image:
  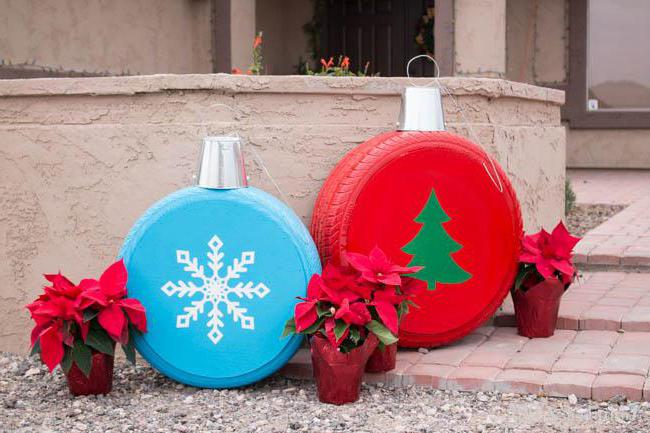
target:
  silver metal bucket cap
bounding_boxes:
[397,86,446,132]
[196,136,248,189]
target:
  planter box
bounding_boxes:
[0,74,565,352]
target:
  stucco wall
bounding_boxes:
[567,129,650,169]
[505,0,650,168]
[0,74,565,352]
[455,0,507,78]
[0,0,213,75]
[505,0,567,86]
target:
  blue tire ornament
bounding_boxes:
[119,137,320,388]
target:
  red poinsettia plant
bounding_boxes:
[514,221,581,292]
[26,259,147,376]
[282,247,426,352]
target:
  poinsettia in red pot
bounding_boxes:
[344,247,425,373]
[512,222,581,338]
[26,259,147,396]
[282,247,420,404]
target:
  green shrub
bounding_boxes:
[565,178,576,215]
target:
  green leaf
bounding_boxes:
[29,340,41,357]
[348,327,360,344]
[317,304,333,317]
[333,320,349,341]
[60,346,73,373]
[397,302,408,320]
[72,340,92,378]
[122,336,136,365]
[301,317,325,335]
[366,320,398,346]
[83,309,100,323]
[514,264,534,292]
[281,318,296,338]
[85,326,115,356]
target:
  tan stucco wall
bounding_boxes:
[231,0,257,72]
[567,129,650,169]
[0,0,213,75]
[0,74,565,352]
[455,0,507,77]
[506,0,567,85]
[505,0,650,169]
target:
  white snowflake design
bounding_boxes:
[161,235,271,345]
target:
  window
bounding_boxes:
[568,0,650,127]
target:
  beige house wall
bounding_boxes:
[505,0,567,86]
[455,0,507,78]
[567,129,650,169]
[0,0,213,75]
[231,0,257,72]
[0,74,565,352]
[505,0,650,168]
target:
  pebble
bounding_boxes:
[3,351,650,432]
[418,348,429,354]
[609,394,626,404]
[568,394,578,405]
[24,367,41,377]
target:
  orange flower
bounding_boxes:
[320,57,334,70]
[253,34,263,49]
[341,56,350,69]
[231,67,242,75]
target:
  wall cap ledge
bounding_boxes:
[0,74,565,105]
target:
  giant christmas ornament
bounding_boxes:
[120,136,320,387]
[312,82,522,348]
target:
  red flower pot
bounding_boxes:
[311,333,379,405]
[66,351,114,396]
[512,278,565,338]
[365,343,397,373]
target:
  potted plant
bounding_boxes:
[282,247,422,404]
[26,259,147,396]
[512,221,580,338]
[344,247,426,373]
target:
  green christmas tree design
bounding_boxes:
[402,188,471,290]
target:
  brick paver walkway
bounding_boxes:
[282,170,650,401]
[574,197,650,267]
[281,327,650,401]
[568,169,650,205]
[495,271,650,331]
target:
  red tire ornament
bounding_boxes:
[311,76,523,348]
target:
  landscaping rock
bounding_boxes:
[3,351,650,432]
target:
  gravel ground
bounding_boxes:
[566,204,626,238]
[3,352,650,433]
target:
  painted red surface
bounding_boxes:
[311,131,523,348]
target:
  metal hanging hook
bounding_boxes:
[404,55,504,194]
[406,54,441,88]
[201,102,290,202]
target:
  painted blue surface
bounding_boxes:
[120,186,320,388]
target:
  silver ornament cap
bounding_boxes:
[397,86,446,132]
[196,136,248,189]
